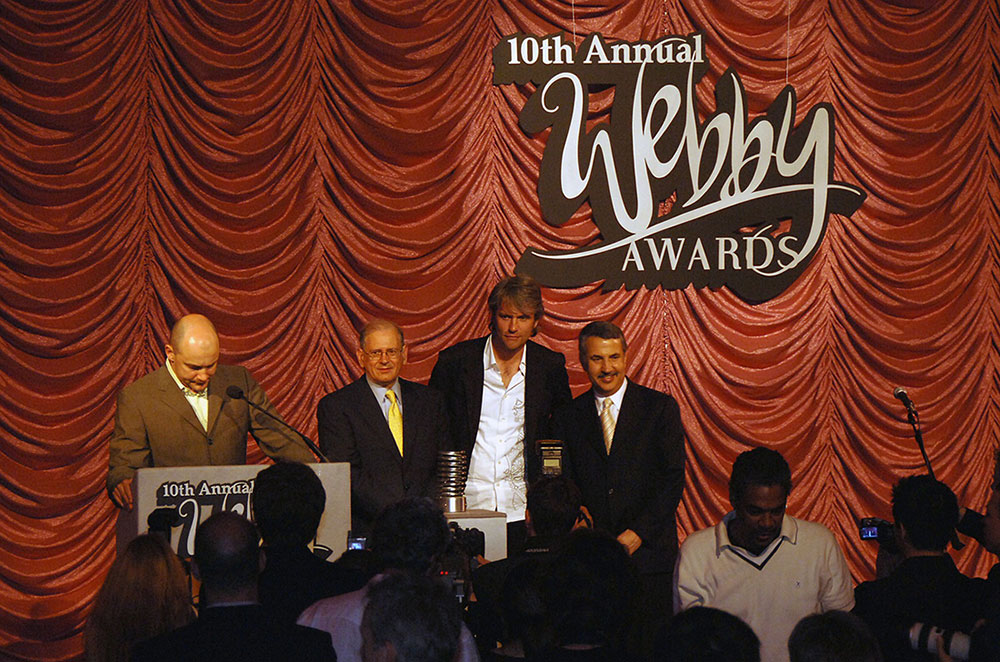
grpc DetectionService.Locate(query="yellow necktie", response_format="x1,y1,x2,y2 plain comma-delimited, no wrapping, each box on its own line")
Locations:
386,389,403,456
600,398,616,454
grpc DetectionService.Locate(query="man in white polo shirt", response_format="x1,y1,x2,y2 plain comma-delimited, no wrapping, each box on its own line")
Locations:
674,447,853,662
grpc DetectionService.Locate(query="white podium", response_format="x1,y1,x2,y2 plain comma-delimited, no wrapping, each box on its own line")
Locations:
116,463,350,559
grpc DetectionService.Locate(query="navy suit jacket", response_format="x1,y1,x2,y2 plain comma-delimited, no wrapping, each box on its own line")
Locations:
552,381,685,574
428,336,572,485
317,377,447,535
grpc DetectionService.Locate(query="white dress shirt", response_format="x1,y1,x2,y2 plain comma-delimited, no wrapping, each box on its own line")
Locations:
465,337,527,522
593,377,628,425
166,360,209,430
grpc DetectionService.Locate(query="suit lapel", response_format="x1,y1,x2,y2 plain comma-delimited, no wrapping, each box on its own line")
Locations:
155,367,207,437
580,389,608,459
608,382,640,459
462,338,487,448
522,342,541,442
400,380,417,468
206,381,224,435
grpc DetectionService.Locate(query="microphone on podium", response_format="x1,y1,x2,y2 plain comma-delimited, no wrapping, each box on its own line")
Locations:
225,385,328,462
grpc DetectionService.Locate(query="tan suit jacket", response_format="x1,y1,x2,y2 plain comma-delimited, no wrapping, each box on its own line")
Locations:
107,364,315,495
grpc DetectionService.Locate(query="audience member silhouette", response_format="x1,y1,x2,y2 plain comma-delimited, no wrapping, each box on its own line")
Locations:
470,475,587,654
298,497,479,662
853,475,985,662
131,511,336,662
533,528,640,661
85,534,193,662
360,571,463,662
788,611,882,662
253,462,367,624
655,606,760,662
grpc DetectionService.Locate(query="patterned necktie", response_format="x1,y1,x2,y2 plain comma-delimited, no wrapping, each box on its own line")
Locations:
182,387,209,430
600,398,616,454
386,389,403,457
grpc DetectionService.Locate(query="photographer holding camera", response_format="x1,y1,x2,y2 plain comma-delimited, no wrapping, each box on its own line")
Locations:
853,475,988,662
953,466,1000,662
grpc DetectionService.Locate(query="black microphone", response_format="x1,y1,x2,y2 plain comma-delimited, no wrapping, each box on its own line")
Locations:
226,385,328,462
894,386,935,480
893,386,916,413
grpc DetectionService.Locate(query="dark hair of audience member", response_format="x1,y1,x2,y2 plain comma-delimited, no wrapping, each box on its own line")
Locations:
193,511,260,596
496,556,553,659
657,606,761,662
362,571,462,662
368,497,451,574
891,474,959,551
252,462,325,548
543,528,639,654
730,447,793,503
85,534,193,662
576,320,628,363
487,275,544,327
526,475,583,537
788,610,882,662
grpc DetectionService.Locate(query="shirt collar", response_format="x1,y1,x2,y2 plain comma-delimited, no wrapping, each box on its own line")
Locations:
594,378,628,413
714,511,798,557
166,360,208,398
366,376,401,407
484,336,527,375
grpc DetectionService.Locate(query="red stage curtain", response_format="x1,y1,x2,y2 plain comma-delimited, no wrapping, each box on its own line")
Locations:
1,0,997,659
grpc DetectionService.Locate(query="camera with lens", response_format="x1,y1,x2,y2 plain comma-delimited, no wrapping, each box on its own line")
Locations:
858,517,896,546
909,622,971,661
436,522,486,604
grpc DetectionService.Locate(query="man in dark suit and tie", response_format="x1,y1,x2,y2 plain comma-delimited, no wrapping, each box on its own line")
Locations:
429,275,572,553
317,319,447,536
108,314,316,510
552,320,685,629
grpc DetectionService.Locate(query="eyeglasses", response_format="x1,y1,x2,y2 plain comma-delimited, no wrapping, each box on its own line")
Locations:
365,348,402,360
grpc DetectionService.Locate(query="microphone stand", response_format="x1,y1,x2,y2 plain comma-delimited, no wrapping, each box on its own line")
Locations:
903,395,963,549
905,404,934,480
230,387,329,462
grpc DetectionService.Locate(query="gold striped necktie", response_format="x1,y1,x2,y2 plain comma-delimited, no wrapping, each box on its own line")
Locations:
601,398,616,454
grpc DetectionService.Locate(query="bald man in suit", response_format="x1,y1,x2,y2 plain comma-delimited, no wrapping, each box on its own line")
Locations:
108,314,315,509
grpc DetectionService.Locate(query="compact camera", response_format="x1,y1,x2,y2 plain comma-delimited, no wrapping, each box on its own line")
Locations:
909,622,971,661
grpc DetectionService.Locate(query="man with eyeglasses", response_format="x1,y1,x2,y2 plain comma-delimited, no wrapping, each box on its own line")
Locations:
317,319,448,536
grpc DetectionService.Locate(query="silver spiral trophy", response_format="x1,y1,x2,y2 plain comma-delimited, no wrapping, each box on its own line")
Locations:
437,450,468,514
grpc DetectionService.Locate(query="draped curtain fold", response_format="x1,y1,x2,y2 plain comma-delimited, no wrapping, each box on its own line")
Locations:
2,0,998,659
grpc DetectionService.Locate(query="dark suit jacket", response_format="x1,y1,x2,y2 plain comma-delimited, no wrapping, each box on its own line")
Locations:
108,365,315,495
317,377,447,535
552,381,685,574
853,555,988,662
428,336,571,484
131,604,337,662
258,545,368,626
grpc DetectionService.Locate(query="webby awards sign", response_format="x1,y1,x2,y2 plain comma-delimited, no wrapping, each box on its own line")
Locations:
493,33,865,303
